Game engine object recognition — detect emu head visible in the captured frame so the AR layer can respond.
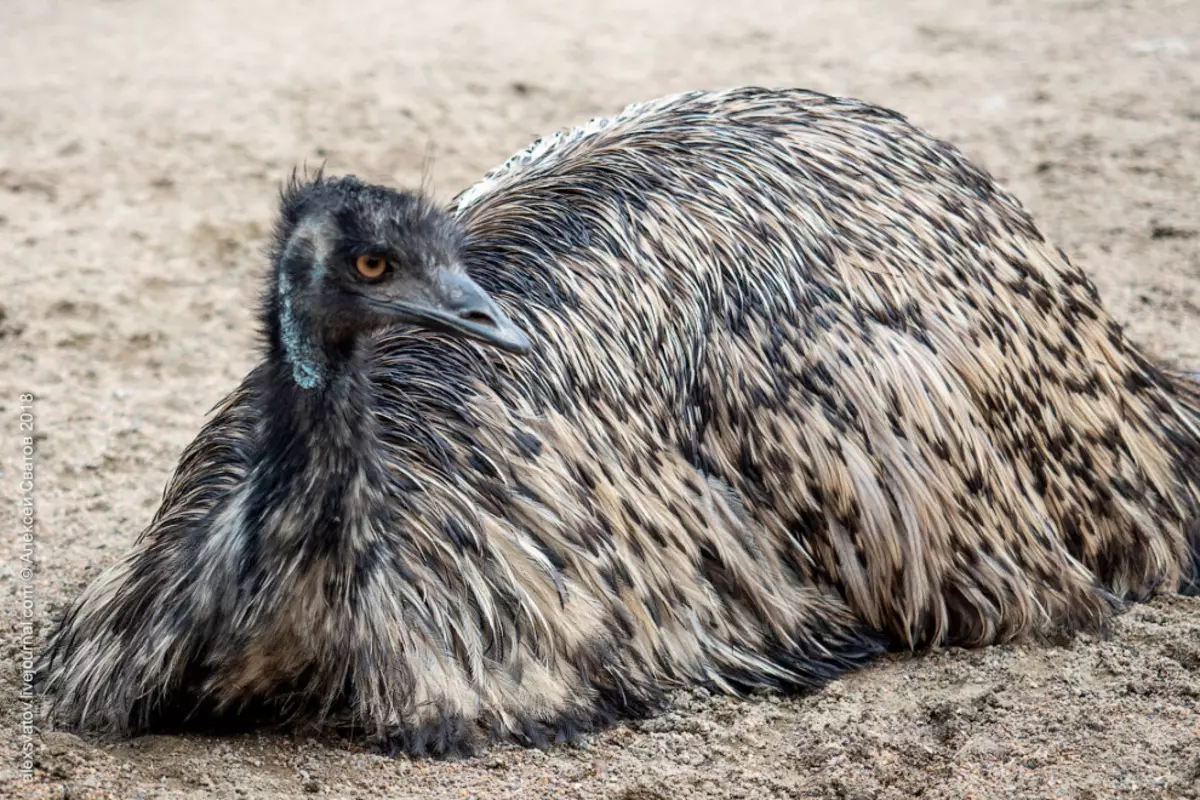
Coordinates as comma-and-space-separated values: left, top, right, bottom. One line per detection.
264, 173, 530, 389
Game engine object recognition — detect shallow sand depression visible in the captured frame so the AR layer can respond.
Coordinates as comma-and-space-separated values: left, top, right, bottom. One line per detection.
1, 0, 1198, 798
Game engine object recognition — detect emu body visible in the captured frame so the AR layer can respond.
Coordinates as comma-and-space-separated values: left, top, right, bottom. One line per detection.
39, 87, 1200, 755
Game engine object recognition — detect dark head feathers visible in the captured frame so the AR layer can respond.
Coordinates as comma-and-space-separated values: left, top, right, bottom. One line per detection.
269, 171, 465, 271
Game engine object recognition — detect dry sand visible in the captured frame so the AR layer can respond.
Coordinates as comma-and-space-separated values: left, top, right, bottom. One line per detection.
2, 0, 1199, 797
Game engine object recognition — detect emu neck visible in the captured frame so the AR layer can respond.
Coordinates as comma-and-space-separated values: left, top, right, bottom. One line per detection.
256, 331, 387, 557
267, 345, 373, 449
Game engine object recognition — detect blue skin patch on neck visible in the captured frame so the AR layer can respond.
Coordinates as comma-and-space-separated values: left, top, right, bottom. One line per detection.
278, 270, 327, 390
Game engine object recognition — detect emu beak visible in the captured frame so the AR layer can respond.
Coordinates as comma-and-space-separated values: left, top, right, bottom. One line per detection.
373, 269, 532, 355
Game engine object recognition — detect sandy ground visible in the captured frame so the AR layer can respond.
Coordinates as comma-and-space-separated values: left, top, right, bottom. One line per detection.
1, 0, 1199, 797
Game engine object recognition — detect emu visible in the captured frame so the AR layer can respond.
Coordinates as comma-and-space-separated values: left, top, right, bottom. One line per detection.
39, 87, 1200, 756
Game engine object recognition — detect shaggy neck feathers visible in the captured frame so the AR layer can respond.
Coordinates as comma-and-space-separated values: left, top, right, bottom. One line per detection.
253, 340, 388, 559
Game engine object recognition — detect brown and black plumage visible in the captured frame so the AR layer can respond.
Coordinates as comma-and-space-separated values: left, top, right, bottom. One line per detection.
38, 87, 1200, 756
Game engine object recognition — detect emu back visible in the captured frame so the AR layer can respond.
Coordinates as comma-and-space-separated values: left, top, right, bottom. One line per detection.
457, 88, 1200, 637
39, 87, 1200, 756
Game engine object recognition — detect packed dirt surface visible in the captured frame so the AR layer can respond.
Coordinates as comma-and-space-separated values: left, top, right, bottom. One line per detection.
2, 0, 1199, 797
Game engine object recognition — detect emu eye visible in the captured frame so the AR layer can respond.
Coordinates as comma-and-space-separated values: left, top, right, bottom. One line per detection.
355, 254, 388, 280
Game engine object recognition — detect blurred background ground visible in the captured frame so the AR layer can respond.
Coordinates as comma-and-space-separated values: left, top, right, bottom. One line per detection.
1, 0, 1198, 797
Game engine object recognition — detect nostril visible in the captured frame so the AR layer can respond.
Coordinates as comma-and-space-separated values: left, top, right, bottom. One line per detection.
459, 310, 497, 328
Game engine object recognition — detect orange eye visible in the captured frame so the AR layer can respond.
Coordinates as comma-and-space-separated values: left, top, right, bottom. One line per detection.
356, 254, 388, 279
